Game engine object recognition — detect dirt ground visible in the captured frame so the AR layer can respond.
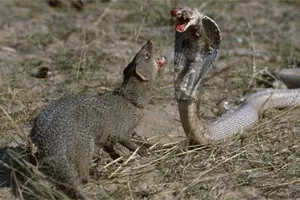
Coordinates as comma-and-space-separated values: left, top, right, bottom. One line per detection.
0, 0, 299, 199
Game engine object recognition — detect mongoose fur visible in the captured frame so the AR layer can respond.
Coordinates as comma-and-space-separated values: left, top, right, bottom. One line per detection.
29, 40, 165, 199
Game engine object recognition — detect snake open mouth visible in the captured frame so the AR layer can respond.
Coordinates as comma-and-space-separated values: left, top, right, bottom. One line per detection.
156, 56, 166, 71
171, 8, 190, 32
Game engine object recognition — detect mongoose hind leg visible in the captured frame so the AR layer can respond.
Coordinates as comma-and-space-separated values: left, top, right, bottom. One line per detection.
42, 156, 89, 200
75, 153, 92, 184
75, 137, 94, 183
103, 146, 121, 160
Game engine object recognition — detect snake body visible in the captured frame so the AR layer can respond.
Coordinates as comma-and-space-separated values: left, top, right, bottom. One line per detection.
171, 6, 300, 144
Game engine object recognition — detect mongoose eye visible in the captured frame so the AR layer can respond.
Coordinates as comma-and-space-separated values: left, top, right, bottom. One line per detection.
144, 52, 150, 59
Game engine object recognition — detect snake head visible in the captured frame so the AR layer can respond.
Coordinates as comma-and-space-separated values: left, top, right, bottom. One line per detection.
171, 6, 200, 32
171, 7, 222, 101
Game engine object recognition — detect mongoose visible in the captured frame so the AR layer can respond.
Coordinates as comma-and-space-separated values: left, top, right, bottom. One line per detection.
29, 40, 165, 199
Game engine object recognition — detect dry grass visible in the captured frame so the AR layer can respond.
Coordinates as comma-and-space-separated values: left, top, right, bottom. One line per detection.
0, 0, 299, 199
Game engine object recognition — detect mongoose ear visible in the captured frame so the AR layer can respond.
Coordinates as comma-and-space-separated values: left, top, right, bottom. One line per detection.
135, 65, 150, 81
123, 60, 150, 82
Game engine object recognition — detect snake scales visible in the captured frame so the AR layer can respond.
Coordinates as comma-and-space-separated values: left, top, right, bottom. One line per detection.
171, 6, 300, 144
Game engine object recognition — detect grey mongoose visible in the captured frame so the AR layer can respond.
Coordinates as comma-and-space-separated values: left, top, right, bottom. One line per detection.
29, 40, 166, 199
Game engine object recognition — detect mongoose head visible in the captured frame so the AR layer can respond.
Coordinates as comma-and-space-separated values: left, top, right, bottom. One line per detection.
116, 40, 165, 107
123, 40, 166, 83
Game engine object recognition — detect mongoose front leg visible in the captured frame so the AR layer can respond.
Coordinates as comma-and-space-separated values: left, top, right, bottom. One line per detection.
103, 146, 121, 160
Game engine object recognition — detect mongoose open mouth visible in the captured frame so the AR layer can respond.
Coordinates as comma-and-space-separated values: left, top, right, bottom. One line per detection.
156, 56, 166, 71
171, 8, 192, 32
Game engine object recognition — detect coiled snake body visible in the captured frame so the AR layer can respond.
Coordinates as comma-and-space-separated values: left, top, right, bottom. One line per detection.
171, 6, 300, 144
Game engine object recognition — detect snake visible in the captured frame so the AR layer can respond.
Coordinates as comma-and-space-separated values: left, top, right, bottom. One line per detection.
170, 6, 300, 144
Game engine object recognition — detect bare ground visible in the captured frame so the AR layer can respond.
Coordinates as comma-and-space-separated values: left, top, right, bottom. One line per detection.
0, 0, 299, 199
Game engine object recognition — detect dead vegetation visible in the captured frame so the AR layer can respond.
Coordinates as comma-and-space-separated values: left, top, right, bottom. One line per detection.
0, 0, 299, 199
